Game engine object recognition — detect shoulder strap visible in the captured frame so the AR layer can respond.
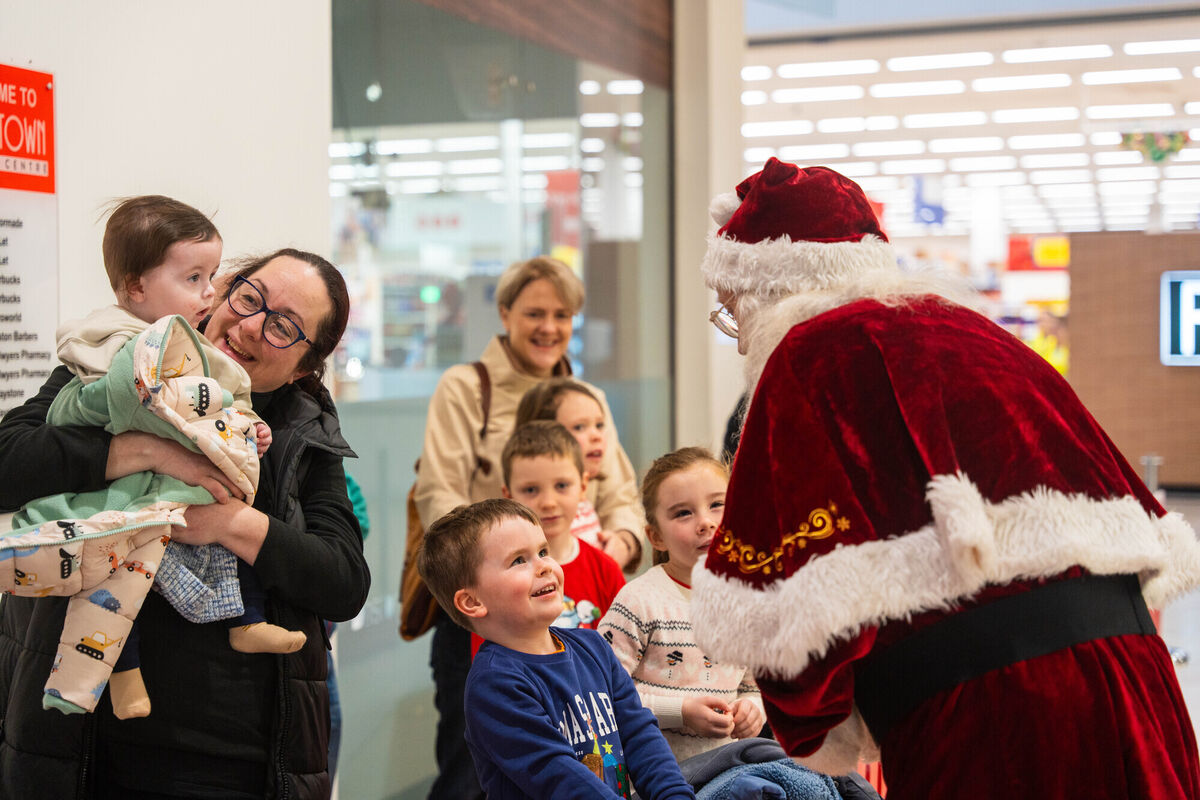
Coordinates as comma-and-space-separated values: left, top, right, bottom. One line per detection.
472, 361, 491, 440
472, 361, 494, 477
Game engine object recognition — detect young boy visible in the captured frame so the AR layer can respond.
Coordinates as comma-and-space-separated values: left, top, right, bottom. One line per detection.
501, 420, 626, 629
417, 498, 695, 800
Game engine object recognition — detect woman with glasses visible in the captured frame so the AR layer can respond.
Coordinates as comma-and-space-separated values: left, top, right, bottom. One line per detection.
0, 246, 369, 800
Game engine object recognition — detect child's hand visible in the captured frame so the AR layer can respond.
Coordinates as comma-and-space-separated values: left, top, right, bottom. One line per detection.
109, 432, 245, 502
596, 529, 638, 570
730, 698, 765, 739
681, 696, 735, 738
254, 422, 272, 456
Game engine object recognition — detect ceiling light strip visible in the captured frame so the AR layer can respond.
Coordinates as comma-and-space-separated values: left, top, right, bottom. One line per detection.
1001, 44, 1113, 63
886, 51, 994, 71
972, 74, 1071, 92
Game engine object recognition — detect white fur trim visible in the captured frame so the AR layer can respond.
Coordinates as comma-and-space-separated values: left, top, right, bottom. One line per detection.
701, 232, 897, 297
691, 473, 1200, 679
791, 706, 879, 776
709, 192, 741, 227
736, 277, 979, 399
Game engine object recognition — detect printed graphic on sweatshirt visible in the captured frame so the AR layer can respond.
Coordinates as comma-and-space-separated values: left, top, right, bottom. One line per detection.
557, 690, 629, 797
553, 595, 600, 629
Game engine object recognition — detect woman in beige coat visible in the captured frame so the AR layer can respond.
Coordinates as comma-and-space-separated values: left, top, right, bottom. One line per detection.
414, 255, 644, 799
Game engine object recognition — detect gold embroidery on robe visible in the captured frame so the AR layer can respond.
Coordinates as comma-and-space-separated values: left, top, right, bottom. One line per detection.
714, 502, 850, 575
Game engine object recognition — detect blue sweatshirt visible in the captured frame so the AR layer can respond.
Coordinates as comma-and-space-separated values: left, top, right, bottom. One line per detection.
465, 627, 696, 800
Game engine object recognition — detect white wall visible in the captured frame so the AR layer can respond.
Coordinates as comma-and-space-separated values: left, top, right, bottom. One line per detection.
0, 0, 332, 323
673, 0, 746, 453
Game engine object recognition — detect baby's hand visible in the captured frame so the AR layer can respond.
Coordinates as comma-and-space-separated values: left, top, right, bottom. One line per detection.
681, 696, 735, 738
730, 697, 765, 739
255, 422, 272, 456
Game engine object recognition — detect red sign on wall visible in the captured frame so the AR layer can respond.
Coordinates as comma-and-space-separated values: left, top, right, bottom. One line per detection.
0, 65, 55, 194
545, 170, 581, 250
1007, 234, 1070, 271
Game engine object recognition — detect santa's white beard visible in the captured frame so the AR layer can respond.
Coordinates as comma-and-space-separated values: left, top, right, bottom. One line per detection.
736, 267, 979, 418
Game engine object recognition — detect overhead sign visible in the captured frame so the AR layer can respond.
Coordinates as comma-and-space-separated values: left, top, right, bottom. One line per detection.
1160, 270, 1200, 366
0, 63, 58, 417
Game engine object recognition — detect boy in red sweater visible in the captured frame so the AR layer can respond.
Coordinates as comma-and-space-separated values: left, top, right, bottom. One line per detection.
502, 421, 625, 628
469, 421, 625, 657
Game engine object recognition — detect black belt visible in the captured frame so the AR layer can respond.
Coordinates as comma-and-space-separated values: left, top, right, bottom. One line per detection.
855, 573, 1156, 742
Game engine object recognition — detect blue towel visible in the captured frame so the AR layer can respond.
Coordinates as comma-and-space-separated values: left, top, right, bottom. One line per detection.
715, 774, 787, 799
697, 758, 839, 800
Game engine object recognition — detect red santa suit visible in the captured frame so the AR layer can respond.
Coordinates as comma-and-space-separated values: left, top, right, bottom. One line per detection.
690, 158, 1200, 800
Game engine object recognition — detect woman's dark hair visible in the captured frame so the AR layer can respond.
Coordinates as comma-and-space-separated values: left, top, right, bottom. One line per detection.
223, 248, 350, 395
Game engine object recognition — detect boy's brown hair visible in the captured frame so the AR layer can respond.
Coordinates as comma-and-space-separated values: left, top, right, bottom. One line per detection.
102, 195, 220, 295
501, 420, 585, 488
417, 498, 541, 630
642, 446, 728, 565
515, 378, 602, 429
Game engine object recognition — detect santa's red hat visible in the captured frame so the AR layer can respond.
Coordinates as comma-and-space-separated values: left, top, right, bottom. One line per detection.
702, 158, 897, 296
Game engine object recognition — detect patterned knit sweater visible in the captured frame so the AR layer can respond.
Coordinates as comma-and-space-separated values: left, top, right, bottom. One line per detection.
597, 565, 763, 762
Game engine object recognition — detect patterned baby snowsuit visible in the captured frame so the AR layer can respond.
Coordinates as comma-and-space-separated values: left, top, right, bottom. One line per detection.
0, 315, 258, 713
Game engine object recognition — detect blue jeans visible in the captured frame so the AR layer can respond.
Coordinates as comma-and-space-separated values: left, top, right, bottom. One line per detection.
326, 620, 342, 779
429, 617, 482, 800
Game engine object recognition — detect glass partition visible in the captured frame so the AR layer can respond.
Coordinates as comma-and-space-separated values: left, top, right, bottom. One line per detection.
329, 2, 672, 796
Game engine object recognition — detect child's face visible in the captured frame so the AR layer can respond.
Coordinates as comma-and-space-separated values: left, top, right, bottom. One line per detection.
505, 455, 585, 541
649, 464, 727, 575
555, 391, 606, 480
469, 516, 564, 631
129, 237, 222, 328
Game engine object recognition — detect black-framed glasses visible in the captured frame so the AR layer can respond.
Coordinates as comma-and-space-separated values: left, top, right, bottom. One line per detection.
227, 276, 310, 349
709, 304, 738, 339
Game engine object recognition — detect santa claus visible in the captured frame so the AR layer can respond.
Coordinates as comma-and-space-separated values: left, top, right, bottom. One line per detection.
691, 157, 1200, 799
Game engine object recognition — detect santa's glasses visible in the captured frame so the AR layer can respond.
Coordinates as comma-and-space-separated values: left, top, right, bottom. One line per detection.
709, 304, 738, 339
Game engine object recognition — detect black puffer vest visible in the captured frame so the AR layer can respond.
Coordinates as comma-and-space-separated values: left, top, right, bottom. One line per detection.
0, 381, 355, 800
255, 382, 357, 799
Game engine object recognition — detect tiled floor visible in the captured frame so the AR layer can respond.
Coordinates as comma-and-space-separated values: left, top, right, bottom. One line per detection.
1157, 493, 1200, 737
